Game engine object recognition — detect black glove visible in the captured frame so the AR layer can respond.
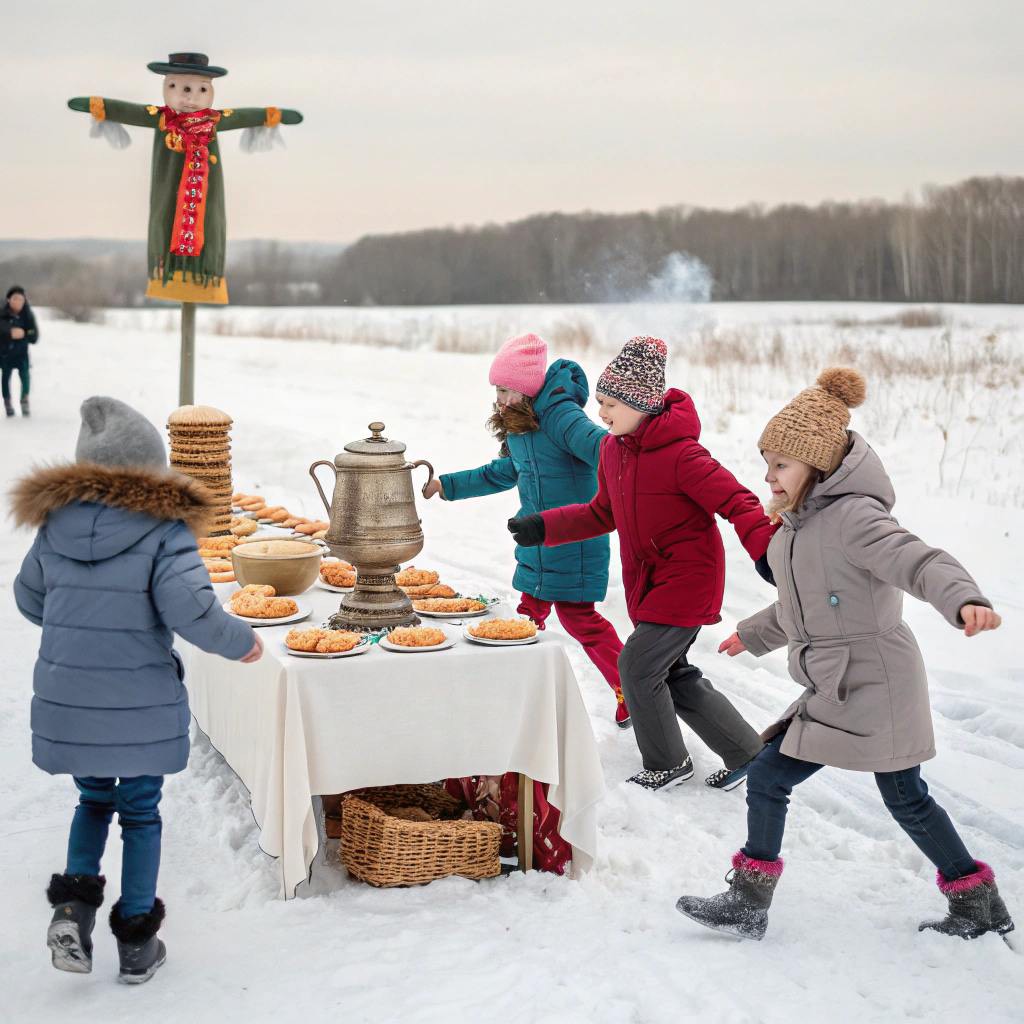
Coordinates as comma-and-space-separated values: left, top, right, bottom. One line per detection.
754, 553, 776, 587
507, 514, 545, 547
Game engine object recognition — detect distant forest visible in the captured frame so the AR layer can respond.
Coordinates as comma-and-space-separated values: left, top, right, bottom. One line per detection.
5, 176, 1024, 314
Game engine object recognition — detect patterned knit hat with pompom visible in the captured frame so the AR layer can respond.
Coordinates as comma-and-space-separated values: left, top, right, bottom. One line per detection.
758, 367, 867, 473
596, 336, 668, 414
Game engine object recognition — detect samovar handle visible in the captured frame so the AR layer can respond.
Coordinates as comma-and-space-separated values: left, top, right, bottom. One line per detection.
309, 460, 338, 515
410, 459, 436, 498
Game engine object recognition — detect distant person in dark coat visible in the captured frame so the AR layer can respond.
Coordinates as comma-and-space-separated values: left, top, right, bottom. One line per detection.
1, 285, 39, 417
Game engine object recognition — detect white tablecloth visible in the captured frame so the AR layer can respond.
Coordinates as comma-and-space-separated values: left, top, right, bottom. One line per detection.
179, 588, 606, 896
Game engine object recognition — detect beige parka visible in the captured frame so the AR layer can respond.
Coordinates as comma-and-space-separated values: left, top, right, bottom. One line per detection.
738, 432, 990, 772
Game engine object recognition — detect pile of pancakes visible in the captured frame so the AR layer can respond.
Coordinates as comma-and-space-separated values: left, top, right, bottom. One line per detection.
387, 626, 448, 648
168, 405, 233, 535
197, 534, 242, 583
468, 618, 538, 641
229, 584, 298, 619
395, 566, 458, 599
285, 627, 363, 654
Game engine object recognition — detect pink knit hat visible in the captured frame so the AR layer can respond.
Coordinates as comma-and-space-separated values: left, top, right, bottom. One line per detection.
488, 333, 549, 397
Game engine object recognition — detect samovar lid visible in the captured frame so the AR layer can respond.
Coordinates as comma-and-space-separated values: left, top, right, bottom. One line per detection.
343, 421, 407, 456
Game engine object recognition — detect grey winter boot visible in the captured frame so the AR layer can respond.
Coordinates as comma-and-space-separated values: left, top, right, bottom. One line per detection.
109, 898, 167, 984
676, 851, 783, 940
919, 861, 1015, 941
46, 873, 105, 973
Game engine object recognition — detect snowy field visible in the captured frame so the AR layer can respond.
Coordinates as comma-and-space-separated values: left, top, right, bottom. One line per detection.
1, 302, 1021, 1023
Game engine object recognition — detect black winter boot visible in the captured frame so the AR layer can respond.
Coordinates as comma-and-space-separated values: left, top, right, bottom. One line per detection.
109, 899, 167, 984
4, 400, 13, 417
919, 861, 1015, 941
676, 851, 783, 940
20, 397, 30, 417
46, 873, 105, 973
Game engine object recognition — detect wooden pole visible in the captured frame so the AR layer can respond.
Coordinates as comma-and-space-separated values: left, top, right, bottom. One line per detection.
179, 301, 196, 406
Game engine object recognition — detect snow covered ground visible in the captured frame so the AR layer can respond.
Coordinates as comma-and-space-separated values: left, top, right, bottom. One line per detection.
1, 302, 1021, 1023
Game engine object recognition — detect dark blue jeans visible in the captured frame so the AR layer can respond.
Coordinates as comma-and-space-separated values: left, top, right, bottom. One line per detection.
743, 734, 977, 880
67, 776, 164, 918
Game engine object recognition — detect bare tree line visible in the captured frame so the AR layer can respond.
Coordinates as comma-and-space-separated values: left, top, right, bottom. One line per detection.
5, 176, 1024, 310
320, 176, 1024, 305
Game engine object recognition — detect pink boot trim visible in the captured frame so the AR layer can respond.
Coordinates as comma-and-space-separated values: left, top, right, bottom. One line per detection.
733, 850, 784, 878
936, 860, 995, 896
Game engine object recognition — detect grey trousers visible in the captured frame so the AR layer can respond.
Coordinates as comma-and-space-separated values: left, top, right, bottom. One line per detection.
619, 623, 763, 772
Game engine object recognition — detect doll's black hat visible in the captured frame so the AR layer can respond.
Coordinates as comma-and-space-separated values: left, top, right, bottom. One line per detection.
147, 53, 228, 78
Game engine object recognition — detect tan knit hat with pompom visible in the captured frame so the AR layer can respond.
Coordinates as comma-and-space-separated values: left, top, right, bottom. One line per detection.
758, 367, 867, 473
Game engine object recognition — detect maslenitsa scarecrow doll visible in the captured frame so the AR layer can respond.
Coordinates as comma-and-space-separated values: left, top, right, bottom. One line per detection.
68, 52, 302, 304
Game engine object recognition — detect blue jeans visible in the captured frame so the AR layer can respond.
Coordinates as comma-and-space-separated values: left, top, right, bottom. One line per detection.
743, 734, 977, 880
67, 776, 163, 918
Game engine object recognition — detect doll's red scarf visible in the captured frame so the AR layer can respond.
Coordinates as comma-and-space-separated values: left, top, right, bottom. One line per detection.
159, 107, 222, 259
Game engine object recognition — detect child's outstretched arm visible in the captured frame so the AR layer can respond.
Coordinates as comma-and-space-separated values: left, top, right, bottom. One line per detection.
542, 400, 605, 467
839, 498, 995, 631
539, 457, 615, 545
151, 522, 257, 659
438, 457, 519, 501
734, 602, 789, 656
674, 440, 775, 559
14, 535, 46, 626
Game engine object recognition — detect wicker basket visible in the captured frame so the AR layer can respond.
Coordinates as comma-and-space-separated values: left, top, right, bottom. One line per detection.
338, 784, 501, 887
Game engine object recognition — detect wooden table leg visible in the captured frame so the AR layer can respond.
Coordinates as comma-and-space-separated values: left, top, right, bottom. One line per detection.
517, 773, 534, 872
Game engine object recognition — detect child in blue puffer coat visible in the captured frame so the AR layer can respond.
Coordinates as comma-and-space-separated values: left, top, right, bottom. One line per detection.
13, 396, 262, 984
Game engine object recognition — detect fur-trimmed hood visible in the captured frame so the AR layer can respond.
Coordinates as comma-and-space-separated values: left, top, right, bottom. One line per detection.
10, 462, 215, 560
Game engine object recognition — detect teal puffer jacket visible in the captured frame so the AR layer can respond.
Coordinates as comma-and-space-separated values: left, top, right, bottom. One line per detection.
440, 359, 610, 603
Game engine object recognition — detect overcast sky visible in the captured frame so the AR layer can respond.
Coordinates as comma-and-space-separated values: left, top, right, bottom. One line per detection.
3, 1, 1023, 242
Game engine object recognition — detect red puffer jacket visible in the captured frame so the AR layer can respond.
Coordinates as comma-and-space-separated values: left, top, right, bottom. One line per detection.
542, 389, 775, 627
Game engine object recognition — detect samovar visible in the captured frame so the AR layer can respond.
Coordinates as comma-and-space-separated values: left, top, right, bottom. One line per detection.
310, 422, 435, 632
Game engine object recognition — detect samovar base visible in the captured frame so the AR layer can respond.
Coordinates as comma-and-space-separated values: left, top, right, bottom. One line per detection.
325, 566, 421, 633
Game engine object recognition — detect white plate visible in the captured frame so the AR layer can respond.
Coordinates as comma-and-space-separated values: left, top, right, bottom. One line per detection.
282, 636, 372, 659
462, 624, 539, 646
315, 578, 354, 594
222, 597, 312, 627
379, 631, 455, 654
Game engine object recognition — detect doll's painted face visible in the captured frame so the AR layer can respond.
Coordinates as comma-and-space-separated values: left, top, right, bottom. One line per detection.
162, 74, 214, 113
596, 393, 648, 436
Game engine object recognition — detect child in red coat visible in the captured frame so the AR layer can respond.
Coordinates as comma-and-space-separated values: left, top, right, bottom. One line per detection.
510, 336, 775, 792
